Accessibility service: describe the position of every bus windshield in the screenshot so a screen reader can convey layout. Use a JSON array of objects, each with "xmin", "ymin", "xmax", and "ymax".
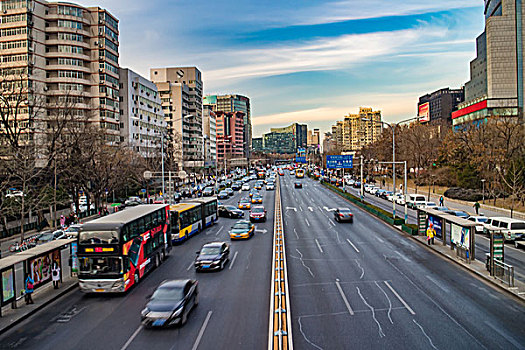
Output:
[
  {"xmin": 79, "ymin": 231, "xmax": 119, "ymax": 244},
  {"xmin": 79, "ymin": 256, "xmax": 123, "ymax": 275}
]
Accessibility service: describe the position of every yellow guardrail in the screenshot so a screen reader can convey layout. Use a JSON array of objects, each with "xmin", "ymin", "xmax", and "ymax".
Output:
[{"xmin": 268, "ymin": 177, "xmax": 293, "ymax": 350}]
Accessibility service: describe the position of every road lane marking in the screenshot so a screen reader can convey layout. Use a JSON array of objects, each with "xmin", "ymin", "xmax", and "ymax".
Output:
[
  {"xmin": 384, "ymin": 281, "xmax": 415, "ymax": 315},
  {"xmin": 229, "ymin": 251, "xmax": 238, "ymax": 270},
  {"xmin": 413, "ymin": 319, "xmax": 437, "ymax": 349},
  {"xmin": 426, "ymin": 275, "xmax": 450, "ymax": 293},
  {"xmin": 376, "ymin": 236, "xmax": 384, "ymax": 243},
  {"xmin": 356, "ymin": 286, "xmax": 385, "ymax": 338},
  {"xmin": 315, "ymin": 239, "xmax": 324, "ymax": 253},
  {"xmin": 305, "ymin": 218, "xmax": 310, "ymax": 226},
  {"xmin": 395, "ymin": 251, "xmax": 410, "ymax": 262},
  {"xmin": 191, "ymin": 311, "xmax": 213, "ymax": 350},
  {"xmin": 484, "ymin": 320, "xmax": 524, "ymax": 349},
  {"xmin": 329, "ymin": 219, "xmax": 336, "ymax": 226},
  {"xmin": 335, "ymin": 279, "xmax": 354, "ymax": 315},
  {"xmin": 346, "ymin": 239, "xmax": 360, "ymax": 253},
  {"xmin": 187, "ymin": 261, "xmax": 194, "ymax": 271},
  {"xmin": 299, "ymin": 206, "xmax": 303, "ymax": 212},
  {"xmin": 294, "ymin": 228, "xmax": 299, "ymax": 239},
  {"xmin": 215, "ymin": 226, "xmax": 224, "ymax": 236},
  {"xmin": 120, "ymin": 325, "xmax": 142, "ymax": 350},
  {"xmin": 308, "ymin": 207, "xmax": 313, "ymax": 212}
]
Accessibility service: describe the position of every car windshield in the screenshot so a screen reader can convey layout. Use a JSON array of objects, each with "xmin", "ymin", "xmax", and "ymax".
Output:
[
  {"xmin": 477, "ymin": 217, "xmax": 488, "ymax": 223},
  {"xmin": 225, "ymin": 205, "xmax": 236, "ymax": 210},
  {"xmin": 511, "ymin": 222, "xmax": 525, "ymax": 230},
  {"xmin": 233, "ymin": 223, "xmax": 250, "ymax": 230},
  {"xmin": 152, "ymin": 286, "xmax": 184, "ymax": 302},
  {"xmin": 200, "ymin": 247, "xmax": 221, "ymax": 255},
  {"xmin": 79, "ymin": 231, "xmax": 119, "ymax": 244},
  {"xmin": 339, "ymin": 209, "xmax": 351, "ymax": 213},
  {"xmin": 79, "ymin": 257, "xmax": 122, "ymax": 275},
  {"xmin": 252, "ymin": 207, "xmax": 264, "ymax": 213}
]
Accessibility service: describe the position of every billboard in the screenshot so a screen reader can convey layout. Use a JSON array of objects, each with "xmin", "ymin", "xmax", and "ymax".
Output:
[
  {"xmin": 451, "ymin": 223, "xmax": 470, "ymax": 250},
  {"xmin": 28, "ymin": 250, "xmax": 61, "ymax": 290},
  {"xmin": 418, "ymin": 102, "xmax": 430, "ymax": 122},
  {"xmin": 326, "ymin": 155, "xmax": 353, "ymax": 169},
  {"xmin": 1, "ymin": 268, "xmax": 15, "ymax": 305},
  {"xmin": 428, "ymin": 215, "xmax": 442, "ymax": 239}
]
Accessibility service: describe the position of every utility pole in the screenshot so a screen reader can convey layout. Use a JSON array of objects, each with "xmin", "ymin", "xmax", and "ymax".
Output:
[
  {"xmin": 54, "ymin": 155, "xmax": 57, "ymax": 229},
  {"xmin": 360, "ymin": 155, "xmax": 364, "ymax": 201},
  {"xmin": 392, "ymin": 124, "xmax": 396, "ymax": 219},
  {"xmin": 404, "ymin": 161, "xmax": 408, "ymax": 223}
]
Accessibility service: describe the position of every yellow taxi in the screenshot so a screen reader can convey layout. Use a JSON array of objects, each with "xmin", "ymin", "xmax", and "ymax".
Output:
[
  {"xmin": 238, "ymin": 198, "xmax": 251, "ymax": 209},
  {"xmin": 229, "ymin": 220, "xmax": 255, "ymax": 240},
  {"xmin": 251, "ymin": 195, "xmax": 263, "ymax": 204}
]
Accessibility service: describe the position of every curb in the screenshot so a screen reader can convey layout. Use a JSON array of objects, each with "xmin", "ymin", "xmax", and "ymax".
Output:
[
  {"xmin": 322, "ymin": 181, "xmax": 525, "ymax": 305},
  {"xmin": 0, "ymin": 282, "xmax": 79, "ymax": 335}
]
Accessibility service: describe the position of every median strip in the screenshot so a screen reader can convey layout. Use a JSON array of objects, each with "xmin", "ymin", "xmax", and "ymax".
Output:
[{"xmin": 268, "ymin": 177, "xmax": 293, "ymax": 350}]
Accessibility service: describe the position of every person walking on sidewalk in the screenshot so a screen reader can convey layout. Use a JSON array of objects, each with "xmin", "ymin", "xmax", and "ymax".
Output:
[
  {"xmin": 426, "ymin": 223, "xmax": 436, "ymax": 245},
  {"xmin": 25, "ymin": 275, "xmax": 34, "ymax": 304},
  {"xmin": 52, "ymin": 262, "xmax": 61, "ymax": 289},
  {"xmin": 439, "ymin": 196, "xmax": 444, "ymax": 207},
  {"xmin": 474, "ymin": 201, "xmax": 480, "ymax": 215}
]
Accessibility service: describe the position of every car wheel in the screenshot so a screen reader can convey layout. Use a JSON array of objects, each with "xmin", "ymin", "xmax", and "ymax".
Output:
[
  {"xmin": 350, "ymin": 219, "xmax": 353, "ymax": 224},
  {"xmin": 134, "ymin": 273, "xmax": 139, "ymax": 285},
  {"xmin": 181, "ymin": 309, "xmax": 188, "ymax": 325},
  {"xmin": 154, "ymin": 254, "xmax": 160, "ymax": 268},
  {"xmin": 229, "ymin": 213, "xmax": 232, "ymax": 218},
  {"xmin": 194, "ymin": 293, "xmax": 199, "ymax": 306}
]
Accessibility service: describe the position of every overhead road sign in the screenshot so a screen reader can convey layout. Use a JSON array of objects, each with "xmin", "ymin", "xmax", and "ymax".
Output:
[{"xmin": 326, "ymin": 155, "xmax": 353, "ymax": 169}]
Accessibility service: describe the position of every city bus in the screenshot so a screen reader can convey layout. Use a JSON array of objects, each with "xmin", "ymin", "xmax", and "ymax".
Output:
[
  {"xmin": 77, "ymin": 205, "xmax": 170, "ymax": 293},
  {"xmin": 296, "ymin": 169, "xmax": 305, "ymax": 178},
  {"xmin": 188, "ymin": 197, "xmax": 218, "ymax": 228},
  {"xmin": 169, "ymin": 202, "xmax": 203, "ymax": 243}
]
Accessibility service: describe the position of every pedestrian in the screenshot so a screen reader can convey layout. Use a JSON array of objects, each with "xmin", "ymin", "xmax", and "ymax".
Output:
[
  {"xmin": 426, "ymin": 223, "xmax": 436, "ymax": 245},
  {"xmin": 60, "ymin": 215, "xmax": 65, "ymax": 228},
  {"xmin": 439, "ymin": 196, "xmax": 444, "ymax": 207},
  {"xmin": 474, "ymin": 201, "xmax": 480, "ymax": 215},
  {"xmin": 25, "ymin": 275, "xmax": 34, "ymax": 304},
  {"xmin": 51, "ymin": 262, "xmax": 60, "ymax": 289}
]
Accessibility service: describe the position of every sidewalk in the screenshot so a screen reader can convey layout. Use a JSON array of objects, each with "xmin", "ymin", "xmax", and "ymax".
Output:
[
  {"xmin": 408, "ymin": 231, "xmax": 525, "ymax": 302},
  {"xmin": 0, "ymin": 275, "xmax": 78, "ymax": 334}
]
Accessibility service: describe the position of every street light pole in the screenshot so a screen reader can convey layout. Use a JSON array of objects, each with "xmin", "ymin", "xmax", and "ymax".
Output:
[
  {"xmin": 161, "ymin": 132, "xmax": 165, "ymax": 198},
  {"xmin": 481, "ymin": 179, "xmax": 486, "ymax": 204}
]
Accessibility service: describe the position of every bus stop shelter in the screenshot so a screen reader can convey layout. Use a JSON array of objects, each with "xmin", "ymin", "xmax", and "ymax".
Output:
[
  {"xmin": 417, "ymin": 208, "xmax": 479, "ymax": 262},
  {"xmin": 0, "ymin": 239, "xmax": 74, "ymax": 316}
]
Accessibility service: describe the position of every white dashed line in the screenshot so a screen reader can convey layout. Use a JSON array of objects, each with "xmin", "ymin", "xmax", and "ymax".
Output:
[
  {"xmin": 315, "ymin": 239, "xmax": 324, "ymax": 253},
  {"xmin": 229, "ymin": 251, "xmax": 238, "ymax": 270},
  {"xmin": 346, "ymin": 238, "xmax": 360, "ymax": 253}
]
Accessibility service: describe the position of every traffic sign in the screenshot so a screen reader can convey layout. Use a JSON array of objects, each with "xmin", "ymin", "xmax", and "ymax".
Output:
[
  {"xmin": 141, "ymin": 189, "xmax": 146, "ymax": 193},
  {"xmin": 295, "ymin": 156, "xmax": 307, "ymax": 163},
  {"xmin": 326, "ymin": 155, "xmax": 353, "ymax": 169}
]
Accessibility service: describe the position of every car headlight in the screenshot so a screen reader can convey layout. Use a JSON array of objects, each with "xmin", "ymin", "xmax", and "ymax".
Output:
[{"xmin": 141, "ymin": 308, "xmax": 149, "ymax": 317}]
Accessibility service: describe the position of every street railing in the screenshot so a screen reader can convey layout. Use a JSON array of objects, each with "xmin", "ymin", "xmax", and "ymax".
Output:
[{"xmin": 493, "ymin": 259, "xmax": 515, "ymax": 287}]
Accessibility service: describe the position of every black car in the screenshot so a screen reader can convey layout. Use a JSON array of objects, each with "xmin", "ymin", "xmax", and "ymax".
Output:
[
  {"xmin": 141, "ymin": 279, "xmax": 199, "ymax": 328},
  {"xmin": 334, "ymin": 208, "xmax": 353, "ymax": 223},
  {"xmin": 225, "ymin": 188, "xmax": 234, "ymax": 197},
  {"xmin": 195, "ymin": 241, "xmax": 230, "ymax": 271},
  {"xmin": 231, "ymin": 182, "xmax": 242, "ymax": 190},
  {"xmin": 294, "ymin": 181, "xmax": 302, "ymax": 188},
  {"xmin": 217, "ymin": 190, "xmax": 229, "ymax": 200},
  {"xmin": 218, "ymin": 205, "xmax": 244, "ymax": 218},
  {"xmin": 181, "ymin": 188, "xmax": 191, "ymax": 198}
]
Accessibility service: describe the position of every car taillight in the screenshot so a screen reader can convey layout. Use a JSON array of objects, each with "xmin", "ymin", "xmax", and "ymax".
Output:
[{"xmin": 339, "ymin": 213, "xmax": 344, "ymax": 217}]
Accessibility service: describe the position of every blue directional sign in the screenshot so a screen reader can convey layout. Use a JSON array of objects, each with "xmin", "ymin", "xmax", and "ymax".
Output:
[
  {"xmin": 141, "ymin": 188, "xmax": 147, "ymax": 193},
  {"xmin": 295, "ymin": 156, "xmax": 307, "ymax": 163},
  {"xmin": 326, "ymin": 155, "xmax": 353, "ymax": 169}
]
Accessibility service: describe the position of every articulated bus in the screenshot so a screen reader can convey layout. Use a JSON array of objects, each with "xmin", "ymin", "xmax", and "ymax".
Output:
[
  {"xmin": 188, "ymin": 197, "xmax": 218, "ymax": 229},
  {"xmin": 169, "ymin": 202, "xmax": 203, "ymax": 243},
  {"xmin": 77, "ymin": 205, "xmax": 170, "ymax": 293},
  {"xmin": 296, "ymin": 169, "xmax": 305, "ymax": 178}
]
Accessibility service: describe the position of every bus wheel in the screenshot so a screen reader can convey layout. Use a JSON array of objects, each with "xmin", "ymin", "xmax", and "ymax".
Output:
[
  {"xmin": 160, "ymin": 250, "xmax": 166, "ymax": 262},
  {"xmin": 155, "ymin": 254, "xmax": 160, "ymax": 268},
  {"xmin": 134, "ymin": 273, "xmax": 139, "ymax": 284},
  {"xmin": 198, "ymin": 224, "xmax": 202, "ymax": 232}
]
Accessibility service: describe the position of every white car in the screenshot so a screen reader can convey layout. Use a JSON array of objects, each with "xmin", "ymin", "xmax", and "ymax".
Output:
[
  {"xmin": 467, "ymin": 216, "xmax": 488, "ymax": 233},
  {"xmin": 266, "ymin": 183, "xmax": 275, "ymax": 190},
  {"xmin": 369, "ymin": 187, "xmax": 380, "ymax": 195},
  {"xmin": 242, "ymin": 184, "xmax": 250, "ymax": 191},
  {"xmin": 422, "ymin": 201, "xmax": 439, "ymax": 209},
  {"xmin": 394, "ymin": 194, "xmax": 405, "ymax": 205}
]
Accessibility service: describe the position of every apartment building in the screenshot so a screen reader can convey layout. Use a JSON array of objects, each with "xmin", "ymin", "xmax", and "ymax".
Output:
[
  {"xmin": 202, "ymin": 104, "xmax": 216, "ymax": 170},
  {"xmin": 203, "ymin": 94, "xmax": 252, "ymax": 158},
  {"xmin": 269, "ymin": 123, "xmax": 307, "ymax": 152},
  {"xmin": 0, "ymin": 0, "xmax": 120, "ymax": 145},
  {"xmin": 150, "ymin": 67, "xmax": 203, "ymax": 170},
  {"xmin": 216, "ymin": 111, "xmax": 244, "ymax": 167},
  {"xmin": 119, "ymin": 68, "xmax": 166, "ymax": 158},
  {"xmin": 331, "ymin": 107, "xmax": 382, "ymax": 152}
]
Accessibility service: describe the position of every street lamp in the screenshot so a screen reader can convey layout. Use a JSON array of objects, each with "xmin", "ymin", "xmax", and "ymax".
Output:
[
  {"xmin": 362, "ymin": 116, "xmax": 420, "ymax": 219},
  {"xmin": 481, "ymin": 179, "xmax": 486, "ymax": 204}
]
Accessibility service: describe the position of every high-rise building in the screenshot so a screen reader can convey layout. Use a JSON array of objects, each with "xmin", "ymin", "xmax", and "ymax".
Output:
[
  {"xmin": 150, "ymin": 67, "xmax": 203, "ymax": 170},
  {"xmin": 119, "ymin": 68, "xmax": 166, "ymax": 158},
  {"xmin": 202, "ymin": 105, "xmax": 216, "ymax": 171},
  {"xmin": 452, "ymin": 0, "xmax": 524, "ymax": 126},
  {"xmin": 331, "ymin": 107, "xmax": 382, "ymax": 151},
  {"xmin": 251, "ymin": 137, "xmax": 263, "ymax": 152},
  {"xmin": 203, "ymin": 94, "xmax": 251, "ymax": 158},
  {"xmin": 269, "ymin": 123, "xmax": 307, "ymax": 152},
  {"xmin": 0, "ymin": 1, "xmax": 121, "ymax": 145},
  {"xmin": 216, "ymin": 111, "xmax": 244, "ymax": 168},
  {"xmin": 263, "ymin": 131, "xmax": 295, "ymax": 154},
  {"xmin": 307, "ymin": 128, "xmax": 321, "ymax": 154},
  {"xmin": 322, "ymin": 132, "xmax": 336, "ymax": 154},
  {"xmin": 417, "ymin": 88, "xmax": 464, "ymax": 124}
]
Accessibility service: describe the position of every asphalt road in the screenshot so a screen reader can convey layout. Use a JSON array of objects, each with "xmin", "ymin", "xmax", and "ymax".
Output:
[
  {"xmin": 0, "ymin": 180, "xmax": 274, "ymax": 350},
  {"xmin": 281, "ymin": 174, "xmax": 525, "ymax": 349},
  {"xmin": 344, "ymin": 185, "xmax": 525, "ymax": 283}
]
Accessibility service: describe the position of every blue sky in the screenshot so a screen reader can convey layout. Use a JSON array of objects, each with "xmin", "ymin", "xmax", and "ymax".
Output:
[{"xmin": 79, "ymin": 0, "xmax": 484, "ymax": 137}]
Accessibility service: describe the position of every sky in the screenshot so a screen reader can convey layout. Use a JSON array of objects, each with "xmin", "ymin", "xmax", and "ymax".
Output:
[{"xmin": 78, "ymin": 0, "xmax": 485, "ymax": 137}]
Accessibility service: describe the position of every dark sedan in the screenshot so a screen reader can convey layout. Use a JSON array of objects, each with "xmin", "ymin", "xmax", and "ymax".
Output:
[
  {"xmin": 217, "ymin": 190, "xmax": 229, "ymax": 200},
  {"xmin": 218, "ymin": 205, "xmax": 244, "ymax": 218},
  {"xmin": 195, "ymin": 241, "xmax": 230, "ymax": 271},
  {"xmin": 334, "ymin": 208, "xmax": 354, "ymax": 223},
  {"xmin": 294, "ymin": 181, "xmax": 302, "ymax": 188},
  {"xmin": 141, "ymin": 279, "xmax": 199, "ymax": 328},
  {"xmin": 202, "ymin": 187, "xmax": 214, "ymax": 197}
]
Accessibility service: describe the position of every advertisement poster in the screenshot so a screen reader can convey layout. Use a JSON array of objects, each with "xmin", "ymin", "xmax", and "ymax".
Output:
[
  {"xmin": 71, "ymin": 243, "xmax": 78, "ymax": 273},
  {"xmin": 28, "ymin": 250, "xmax": 61, "ymax": 289},
  {"xmin": 451, "ymin": 223, "xmax": 470, "ymax": 250},
  {"xmin": 2, "ymin": 268, "xmax": 15, "ymax": 304},
  {"xmin": 428, "ymin": 215, "xmax": 442, "ymax": 238},
  {"xmin": 418, "ymin": 102, "xmax": 430, "ymax": 122}
]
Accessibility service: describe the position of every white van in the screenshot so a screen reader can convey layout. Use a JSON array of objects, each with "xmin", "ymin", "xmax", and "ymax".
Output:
[
  {"xmin": 406, "ymin": 194, "xmax": 427, "ymax": 209},
  {"xmin": 483, "ymin": 217, "xmax": 525, "ymax": 241}
]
